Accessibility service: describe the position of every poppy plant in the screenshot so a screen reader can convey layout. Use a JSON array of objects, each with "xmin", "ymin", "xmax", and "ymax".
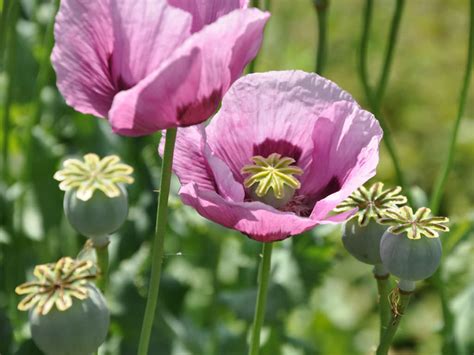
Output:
[
  {"xmin": 166, "ymin": 70, "xmax": 384, "ymax": 242},
  {"xmin": 52, "ymin": 0, "xmax": 269, "ymax": 136}
]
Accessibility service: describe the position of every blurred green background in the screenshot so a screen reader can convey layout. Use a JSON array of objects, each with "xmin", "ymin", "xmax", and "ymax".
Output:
[{"xmin": 1, "ymin": 0, "xmax": 474, "ymax": 354}]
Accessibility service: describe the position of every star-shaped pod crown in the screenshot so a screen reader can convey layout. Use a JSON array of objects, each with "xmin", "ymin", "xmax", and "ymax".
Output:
[
  {"xmin": 379, "ymin": 206, "xmax": 449, "ymax": 240},
  {"xmin": 334, "ymin": 182, "xmax": 407, "ymax": 226},
  {"xmin": 54, "ymin": 153, "xmax": 134, "ymax": 201},
  {"xmin": 15, "ymin": 257, "xmax": 97, "ymax": 315}
]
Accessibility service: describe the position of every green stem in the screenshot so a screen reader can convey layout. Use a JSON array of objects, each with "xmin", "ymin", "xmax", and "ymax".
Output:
[
  {"xmin": 358, "ymin": 0, "xmax": 413, "ymax": 205},
  {"xmin": 0, "ymin": 0, "xmax": 11, "ymax": 69},
  {"xmin": 431, "ymin": 269, "xmax": 457, "ymax": 354},
  {"xmin": 376, "ymin": 287, "xmax": 412, "ymax": 355},
  {"xmin": 247, "ymin": 0, "xmax": 261, "ymax": 74},
  {"xmin": 248, "ymin": 242, "xmax": 273, "ymax": 355},
  {"xmin": 94, "ymin": 242, "xmax": 110, "ymax": 292},
  {"xmin": 430, "ymin": 0, "xmax": 474, "ymax": 215},
  {"xmin": 314, "ymin": 0, "xmax": 329, "ymax": 75},
  {"xmin": 32, "ymin": 0, "xmax": 60, "ymax": 126},
  {"xmin": 427, "ymin": 4, "xmax": 474, "ymax": 354},
  {"xmin": 373, "ymin": 0, "xmax": 405, "ymax": 112},
  {"xmin": 1, "ymin": 0, "xmax": 18, "ymax": 183},
  {"xmin": 137, "ymin": 128, "xmax": 177, "ymax": 355},
  {"xmin": 373, "ymin": 264, "xmax": 390, "ymax": 342},
  {"xmin": 359, "ymin": 0, "xmax": 374, "ymax": 106}
]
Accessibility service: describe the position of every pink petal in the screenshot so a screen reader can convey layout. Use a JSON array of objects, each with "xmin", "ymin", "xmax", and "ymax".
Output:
[
  {"xmin": 109, "ymin": 48, "xmax": 203, "ymax": 136},
  {"xmin": 168, "ymin": 0, "xmax": 248, "ymax": 32},
  {"xmin": 206, "ymin": 71, "xmax": 355, "ymax": 182},
  {"xmin": 161, "ymin": 126, "xmax": 245, "ymax": 201},
  {"xmin": 304, "ymin": 101, "xmax": 383, "ymax": 220},
  {"xmin": 109, "ymin": 0, "xmax": 192, "ymax": 89},
  {"xmin": 109, "ymin": 8, "xmax": 269, "ymax": 135},
  {"xmin": 179, "ymin": 183, "xmax": 319, "ymax": 242},
  {"xmin": 51, "ymin": 0, "xmax": 115, "ymax": 118}
]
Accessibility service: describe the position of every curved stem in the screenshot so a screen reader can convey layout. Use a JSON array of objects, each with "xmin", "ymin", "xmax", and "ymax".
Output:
[
  {"xmin": 138, "ymin": 128, "xmax": 177, "ymax": 355},
  {"xmin": 427, "ymin": 4, "xmax": 474, "ymax": 354},
  {"xmin": 358, "ymin": 0, "xmax": 413, "ymax": 204},
  {"xmin": 314, "ymin": 0, "xmax": 329, "ymax": 75},
  {"xmin": 373, "ymin": 0, "xmax": 405, "ymax": 112},
  {"xmin": 430, "ymin": 0, "xmax": 474, "ymax": 215},
  {"xmin": 248, "ymin": 242, "xmax": 273, "ymax": 355},
  {"xmin": 359, "ymin": 0, "xmax": 374, "ymax": 106},
  {"xmin": 376, "ymin": 286, "xmax": 412, "ymax": 355},
  {"xmin": 373, "ymin": 264, "xmax": 390, "ymax": 342}
]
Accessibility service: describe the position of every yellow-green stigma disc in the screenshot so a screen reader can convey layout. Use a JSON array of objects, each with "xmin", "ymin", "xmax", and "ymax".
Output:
[{"xmin": 241, "ymin": 153, "xmax": 303, "ymax": 209}]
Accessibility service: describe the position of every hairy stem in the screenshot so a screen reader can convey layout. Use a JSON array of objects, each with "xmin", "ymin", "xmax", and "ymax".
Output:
[
  {"xmin": 137, "ymin": 128, "xmax": 177, "ymax": 355},
  {"xmin": 248, "ymin": 242, "xmax": 273, "ymax": 355}
]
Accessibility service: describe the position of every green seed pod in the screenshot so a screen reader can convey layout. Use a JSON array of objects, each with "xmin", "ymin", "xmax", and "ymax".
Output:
[
  {"xmin": 15, "ymin": 258, "xmax": 110, "ymax": 355},
  {"xmin": 64, "ymin": 185, "xmax": 128, "ymax": 239},
  {"xmin": 54, "ymin": 154, "xmax": 134, "ymax": 240},
  {"xmin": 342, "ymin": 219, "xmax": 386, "ymax": 265},
  {"xmin": 380, "ymin": 231, "xmax": 442, "ymax": 281},
  {"xmin": 335, "ymin": 183, "xmax": 408, "ymax": 265},
  {"xmin": 29, "ymin": 284, "xmax": 109, "ymax": 355},
  {"xmin": 378, "ymin": 206, "xmax": 449, "ymax": 281}
]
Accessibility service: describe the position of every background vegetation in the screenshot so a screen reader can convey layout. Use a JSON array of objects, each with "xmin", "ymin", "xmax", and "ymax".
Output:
[{"xmin": 0, "ymin": 0, "xmax": 473, "ymax": 354}]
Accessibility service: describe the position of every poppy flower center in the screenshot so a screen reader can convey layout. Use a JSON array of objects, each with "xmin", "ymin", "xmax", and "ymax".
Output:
[{"xmin": 241, "ymin": 153, "xmax": 303, "ymax": 209}]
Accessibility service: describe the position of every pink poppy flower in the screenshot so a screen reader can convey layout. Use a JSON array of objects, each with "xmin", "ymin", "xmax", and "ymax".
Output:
[
  {"xmin": 51, "ymin": 0, "xmax": 269, "ymax": 136},
  {"xmin": 165, "ymin": 71, "xmax": 383, "ymax": 242}
]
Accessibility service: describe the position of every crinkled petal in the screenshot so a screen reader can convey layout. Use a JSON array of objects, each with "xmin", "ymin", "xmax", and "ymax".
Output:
[
  {"xmin": 109, "ymin": 0, "xmax": 192, "ymax": 88},
  {"xmin": 206, "ymin": 71, "xmax": 355, "ymax": 182},
  {"xmin": 109, "ymin": 49, "xmax": 203, "ymax": 136},
  {"xmin": 305, "ymin": 101, "xmax": 383, "ymax": 220},
  {"xmin": 161, "ymin": 125, "xmax": 244, "ymax": 201},
  {"xmin": 179, "ymin": 183, "xmax": 319, "ymax": 242},
  {"xmin": 168, "ymin": 0, "xmax": 248, "ymax": 32},
  {"xmin": 51, "ymin": 0, "xmax": 115, "ymax": 117}
]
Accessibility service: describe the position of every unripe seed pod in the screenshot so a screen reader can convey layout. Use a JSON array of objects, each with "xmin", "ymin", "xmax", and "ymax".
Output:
[
  {"xmin": 342, "ymin": 219, "xmax": 386, "ymax": 265},
  {"xmin": 248, "ymin": 184, "xmax": 295, "ymax": 209},
  {"xmin": 29, "ymin": 284, "xmax": 109, "ymax": 355},
  {"xmin": 64, "ymin": 184, "xmax": 128, "ymax": 239},
  {"xmin": 380, "ymin": 231, "xmax": 442, "ymax": 281}
]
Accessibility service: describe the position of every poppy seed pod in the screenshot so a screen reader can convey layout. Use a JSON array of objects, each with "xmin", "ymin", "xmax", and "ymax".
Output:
[
  {"xmin": 15, "ymin": 258, "xmax": 110, "ymax": 355},
  {"xmin": 335, "ymin": 183, "xmax": 407, "ymax": 265},
  {"xmin": 54, "ymin": 154, "xmax": 134, "ymax": 240},
  {"xmin": 64, "ymin": 185, "xmax": 128, "ymax": 239},
  {"xmin": 379, "ymin": 206, "xmax": 449, "ymax": 281},
  {"xmin": 342, "ymin": 219, "xmax": 386, "ymax": 265},
  {"xmin": 380, "ymin": 231, "xmax": 442, "ymax": 281},
  {"xmin": 29, "ymin": 284, "xmax": 109, "ymax": 355}
]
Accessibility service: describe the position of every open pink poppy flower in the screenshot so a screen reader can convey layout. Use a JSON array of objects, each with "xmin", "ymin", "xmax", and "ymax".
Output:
[
  {"xmin": 52, "ymin": 0, "xmax": 269, "ymax": 136},
  {"xmin": 164, "ymin": 71, "xmax": 383, "ymax": 242}
]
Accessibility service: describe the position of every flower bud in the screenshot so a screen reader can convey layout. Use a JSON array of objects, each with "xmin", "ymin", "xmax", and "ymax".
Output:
[
  {"xmin": 378, "ymin": 206, "xmax": 449, "ymax": 281},
  {"xmin": 380, "ymin": 231, "xmax": 442, "ymax": 281},
  {"xmin": 342, "ymin": 219, "xmax": 386, "ymax": 265},
  {"xmin": 29, "ymin": 284, "xmax": 109, "ymax": 355},
  {"xmin": 64, "ymin": 184, "xmax": 128, "ymax": 239}
]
